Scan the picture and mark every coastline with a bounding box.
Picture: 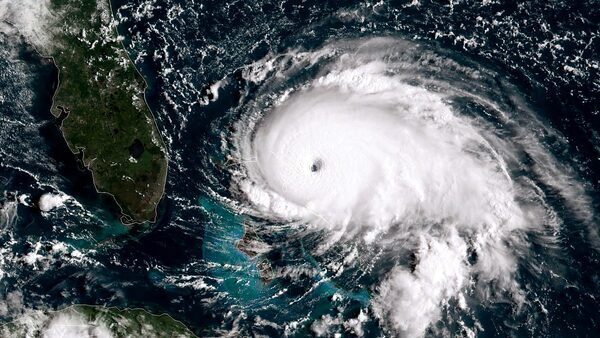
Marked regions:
[0,303,198,337]
[43,0,169,225]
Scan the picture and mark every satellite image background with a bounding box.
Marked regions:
[0,0,599,337]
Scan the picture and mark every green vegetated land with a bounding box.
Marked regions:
[48,0,168,223]
[0,305,197,337]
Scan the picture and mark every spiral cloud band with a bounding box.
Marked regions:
[226,38,592,336]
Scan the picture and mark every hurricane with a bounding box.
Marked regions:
[221,38,595,336]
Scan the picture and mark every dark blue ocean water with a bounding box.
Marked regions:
[1,0,599,336]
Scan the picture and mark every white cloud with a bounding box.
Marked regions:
[0,198,18,227]
[0,309,114,338]
[0,0,55,49]
[38,193,70,212]
[42,312,113,338]
[373,232,467,337]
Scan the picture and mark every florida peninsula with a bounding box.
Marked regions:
[46,0,168,223]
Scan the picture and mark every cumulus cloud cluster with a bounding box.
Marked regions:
[0,0,55,49]
[38,193,70,212]
[42,312,113,338]
[0,308,114,338]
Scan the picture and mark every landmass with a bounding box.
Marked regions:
[0,305,196,337]
[236,223,274,282]
[47,0,168,223]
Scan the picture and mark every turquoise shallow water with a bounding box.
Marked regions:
[199,196,269,302]
[199,194,374,334]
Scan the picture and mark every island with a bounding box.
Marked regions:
[0,305,196,337]
[47,0,168,223]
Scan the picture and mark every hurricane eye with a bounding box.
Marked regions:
[310,159,323,173]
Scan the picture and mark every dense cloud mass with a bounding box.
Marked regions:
[229,38,593,336]
[0,0,55,49]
